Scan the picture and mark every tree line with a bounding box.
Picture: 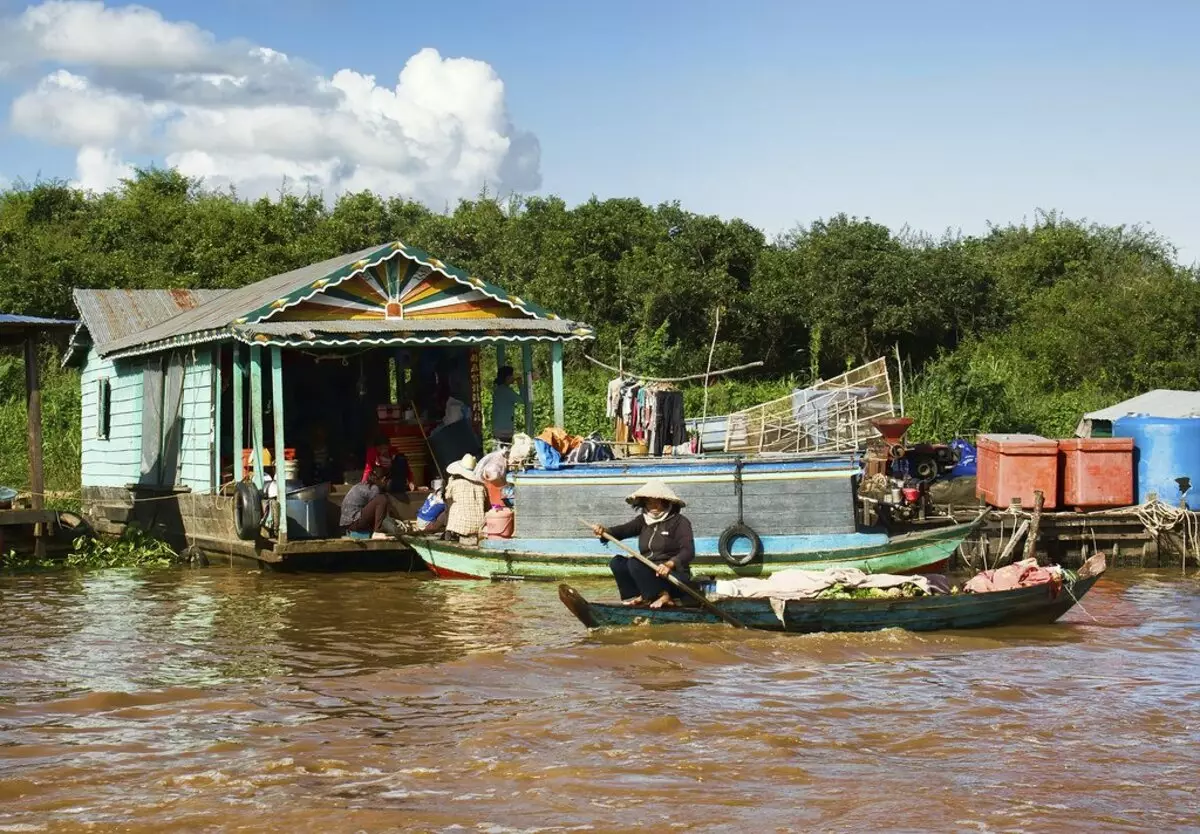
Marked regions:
[2,168,1199,449]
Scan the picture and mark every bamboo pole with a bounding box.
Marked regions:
[584,354,762,383]
[1023,490,1045,564]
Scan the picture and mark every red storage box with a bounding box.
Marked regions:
[976,434,1059,509]
[1058,437,1134,510]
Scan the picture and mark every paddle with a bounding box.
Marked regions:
[580,518,746,629]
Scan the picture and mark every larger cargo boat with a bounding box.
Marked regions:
[402,454,983,580]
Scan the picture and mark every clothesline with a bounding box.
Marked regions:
[584,355,763,383]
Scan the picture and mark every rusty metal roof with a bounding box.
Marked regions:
[72,288,228,355]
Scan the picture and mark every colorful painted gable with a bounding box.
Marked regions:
[268,256,527,322]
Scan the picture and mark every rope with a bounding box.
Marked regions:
[1133,498,1199,573]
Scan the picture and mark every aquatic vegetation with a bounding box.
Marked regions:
[0,525,180,571]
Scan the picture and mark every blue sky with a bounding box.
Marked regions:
[2,0,1198,261]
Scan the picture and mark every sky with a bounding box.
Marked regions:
[1,0,1198,261]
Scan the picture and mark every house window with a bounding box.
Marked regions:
[97,378,111,440]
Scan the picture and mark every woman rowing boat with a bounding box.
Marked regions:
[591,480,696,609]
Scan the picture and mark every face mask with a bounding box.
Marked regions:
[644,507,670,525]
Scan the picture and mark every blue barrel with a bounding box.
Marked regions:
[1113,415,1200,509]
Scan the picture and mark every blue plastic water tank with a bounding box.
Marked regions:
[1113,415,1200,509]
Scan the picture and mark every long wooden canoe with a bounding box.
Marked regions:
[403,513,986,580]
[559,554,1106,633]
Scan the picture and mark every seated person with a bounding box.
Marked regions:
[340,469,396,538]
[591,480,696,609]
[442,454,487,543]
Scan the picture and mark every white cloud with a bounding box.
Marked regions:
[0,1,541,202]
[74,146,134,191]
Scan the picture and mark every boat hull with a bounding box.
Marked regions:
[403,517,981,580]
[559,559,1105,633]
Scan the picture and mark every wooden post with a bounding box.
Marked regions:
[233,343,245,485]
[249,344,265,489]
[24,334,46,558]
[1023,489,1045,564]
[271,345,287,544]
[521,343,535,436]
[496,344,506,370]
[212,345,222,492]
[551,341,564,429]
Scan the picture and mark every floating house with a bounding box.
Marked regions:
[68,242,593,565]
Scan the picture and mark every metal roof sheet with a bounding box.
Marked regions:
[236,318,588,336]
[96,247,380,357]
[0,313,77,328]
[72,288,228,352]
[95,242,587,359]
[1077,389,1200,436]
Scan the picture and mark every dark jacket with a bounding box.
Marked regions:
[604,511,696,575]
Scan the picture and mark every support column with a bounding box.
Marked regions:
[24,335,45,558]
[551,342,564,429]
[233,344,245,484]
[520,343,535,436]
[271,345,287,544]
[496,344,507,370]
[249,344,265,489]
[212,345,222,492]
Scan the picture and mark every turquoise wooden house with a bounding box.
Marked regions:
[68,242,593,565]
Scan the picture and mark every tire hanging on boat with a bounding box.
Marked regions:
[234,481,263,541]
[719,457,764,568]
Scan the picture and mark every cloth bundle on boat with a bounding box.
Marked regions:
[714,568,950,600]
[963,558,1064,594]
[533,427,614,469]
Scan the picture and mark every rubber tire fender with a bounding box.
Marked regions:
[234,481,263,541]
[718,523,763,568]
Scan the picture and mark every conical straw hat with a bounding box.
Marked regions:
[625,479,685,507]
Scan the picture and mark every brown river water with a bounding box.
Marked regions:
[1,567,1198,833]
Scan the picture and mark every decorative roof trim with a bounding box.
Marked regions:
[230,331,593,350]
[106,328,231,361]
[246,241,547,325]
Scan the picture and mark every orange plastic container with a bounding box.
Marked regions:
[976,434,1059,509]
[1058,437,1134,509]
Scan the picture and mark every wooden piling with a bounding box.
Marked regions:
[23,335,45,558]
[1023,489,1045,565]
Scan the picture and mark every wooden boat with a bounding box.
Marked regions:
[403,512,985,580]
[558,554,1106,633]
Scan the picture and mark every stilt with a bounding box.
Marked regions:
[24,335,45,558]
[233,344,245,485]
[249,344,265,489]
[521,343,535,436]
[551,342,564,430]
[271,345,287,544]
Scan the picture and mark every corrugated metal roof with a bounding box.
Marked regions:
[97,242,588,359]
[236,319,588,336]
[1077,389,1200,436]
[99,246,386,358]
[0,313,77,328]
[73,288,228,352]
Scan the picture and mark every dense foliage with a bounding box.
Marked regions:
[1,169,1197,494]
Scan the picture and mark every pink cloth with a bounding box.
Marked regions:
[964,558,1061,594]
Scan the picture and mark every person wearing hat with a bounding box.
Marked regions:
[591,480,696,608]
[443,453,488,542]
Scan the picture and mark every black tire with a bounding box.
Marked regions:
[719,523,763,568]
[234,481,263,541]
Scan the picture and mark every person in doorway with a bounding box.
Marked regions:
[591,480,696,609]
[491,366,532,445]
[442,453,487,543]
[341,468,396,538]
[363,435,414,495]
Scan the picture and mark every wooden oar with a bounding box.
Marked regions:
[580,518,746,629]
